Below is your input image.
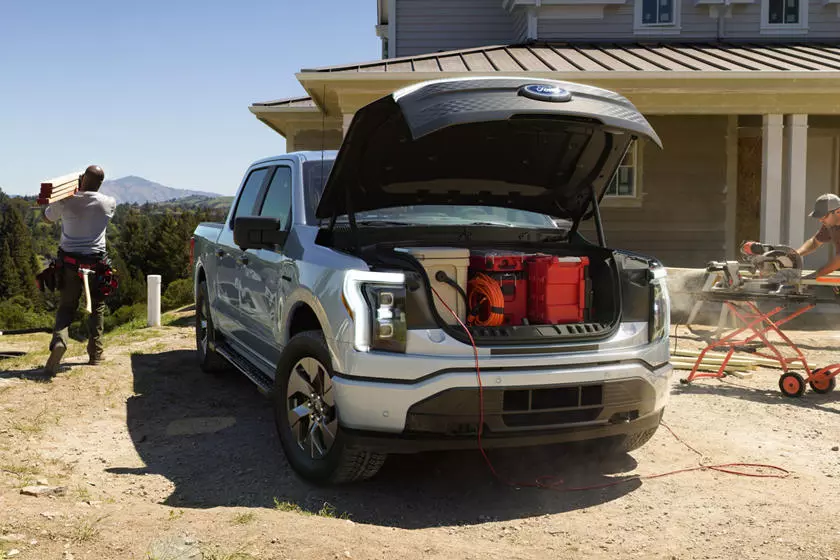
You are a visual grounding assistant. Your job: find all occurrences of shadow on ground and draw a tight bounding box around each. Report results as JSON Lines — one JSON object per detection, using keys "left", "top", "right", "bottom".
{"left": 109, "top": 350, "right": 644, "bottom": 529}
{"left": 672, "top": 378, "right": 839, "bottom": 414}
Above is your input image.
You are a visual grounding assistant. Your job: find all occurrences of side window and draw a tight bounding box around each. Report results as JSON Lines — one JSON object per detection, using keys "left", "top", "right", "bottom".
{"left": 230, "top": 167, "right": 270, "bottom": 227}
{"left": 258, "top": 166, "right": 293, "bottom": 228}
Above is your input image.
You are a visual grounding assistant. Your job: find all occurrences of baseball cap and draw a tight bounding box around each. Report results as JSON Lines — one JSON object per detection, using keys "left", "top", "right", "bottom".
{"left": 809, "top": 193, "right": 840, "bottom": 218}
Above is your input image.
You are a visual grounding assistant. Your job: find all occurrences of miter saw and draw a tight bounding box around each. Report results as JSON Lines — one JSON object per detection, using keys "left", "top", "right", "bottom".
{"left": 704, "top": 241, "right": 805, "bottom": 297}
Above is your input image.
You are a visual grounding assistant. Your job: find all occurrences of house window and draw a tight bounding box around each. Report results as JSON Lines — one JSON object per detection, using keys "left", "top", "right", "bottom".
{"left": 761, "top": 0, "right": 808, "bottom": 32}
{"left": 605, "top": 143, "right": 638, "bottom": 198}
{"left": 634, "top": 0, "right": 681, "bottom": 34}
{"left": 642, "top": 0, "right": 674, "bottom": 24}
{"left": 768, "top": 0, "right": 799, "bottom": 23}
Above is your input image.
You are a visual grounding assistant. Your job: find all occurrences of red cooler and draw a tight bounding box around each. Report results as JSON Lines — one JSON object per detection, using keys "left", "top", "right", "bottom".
{"left": 469, "top": 252, "right": 529, "bottom": 326}
{"left": 526, "top": 256, "right": 590, "bottom": 324}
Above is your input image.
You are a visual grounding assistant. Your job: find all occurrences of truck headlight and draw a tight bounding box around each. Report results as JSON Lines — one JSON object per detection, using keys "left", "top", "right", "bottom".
{"left": 649, "top": 266, "right": 670, "bottom": 343}
{"left": 343, "top": 270, "right": 407, "bottom": 353}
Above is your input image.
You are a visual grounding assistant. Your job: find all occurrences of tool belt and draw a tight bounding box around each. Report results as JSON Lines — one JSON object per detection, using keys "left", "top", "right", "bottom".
{"left": 37, "top": 249, "right": 119, "bottom": 297}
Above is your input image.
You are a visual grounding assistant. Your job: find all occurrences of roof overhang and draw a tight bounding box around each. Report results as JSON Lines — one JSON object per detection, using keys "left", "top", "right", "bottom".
{"left": 250, "top": 42, "right": 840, "bottom": 139}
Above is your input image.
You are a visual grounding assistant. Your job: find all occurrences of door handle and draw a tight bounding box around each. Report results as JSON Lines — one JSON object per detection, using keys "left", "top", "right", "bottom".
{"left": 215, "top": 249, "right": 225, "bottom": 258}
{"left": 237, "top": 255, "right": 249, "bottom": 265}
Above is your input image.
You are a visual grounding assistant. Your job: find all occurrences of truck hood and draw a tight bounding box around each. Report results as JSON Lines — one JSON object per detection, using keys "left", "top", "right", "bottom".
{"left": 315, "top": 77, "right": 662, "bottom": 223}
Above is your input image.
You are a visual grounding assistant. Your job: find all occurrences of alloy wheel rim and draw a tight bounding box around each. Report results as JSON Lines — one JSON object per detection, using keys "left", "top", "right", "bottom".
{"left": 286, "top": 357, "right": 337, "bottom": 459}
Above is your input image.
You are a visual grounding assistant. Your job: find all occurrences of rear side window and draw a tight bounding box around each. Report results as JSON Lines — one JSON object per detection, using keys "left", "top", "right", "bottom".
{"left": 259, "top": 166, "right": 293, "bottom": 228}
{"left": 230, "top": 167, "right": 269, "bottom": 227}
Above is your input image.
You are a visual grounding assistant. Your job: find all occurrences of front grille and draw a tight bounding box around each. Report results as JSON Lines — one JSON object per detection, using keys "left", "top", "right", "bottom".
{"left": 404, "top": 378, "right": 651, "bottom": 434}
{"left": 501, "top": 385, "right": 603, "bottom": 428}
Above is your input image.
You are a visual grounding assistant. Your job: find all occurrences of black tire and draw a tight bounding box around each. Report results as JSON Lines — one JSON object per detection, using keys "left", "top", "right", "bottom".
{"left": 596, "top": 425, "right": 660, "bottom": 456}
{"left": 195, "top": 280, "right": 229, "bottom": 373}
{"left": 779, "top": 372, "right": 806, "bottom": 398}
{"left": 809, "top": 369, "right": 836, "bottom": 395}
{"left": 274, "top": 330, "right": 386, "bottom": 485}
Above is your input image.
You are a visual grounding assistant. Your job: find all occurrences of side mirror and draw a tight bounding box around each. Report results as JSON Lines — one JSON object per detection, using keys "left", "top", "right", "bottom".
{"left": 234, "top": 216, "right": 288, "bottom": 250}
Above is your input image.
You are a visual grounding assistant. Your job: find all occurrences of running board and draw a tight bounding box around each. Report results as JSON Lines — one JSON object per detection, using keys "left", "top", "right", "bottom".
{"left": 214, "top": 342, "right": 274, "bottom": 395}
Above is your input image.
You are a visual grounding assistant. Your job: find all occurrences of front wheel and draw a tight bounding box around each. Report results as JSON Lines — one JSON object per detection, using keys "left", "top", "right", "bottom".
{"left": 274, "top": 331, "right": 386, "bottom": 485}
{"left": 195, "top": 280, "right": 229, "bottom": 373}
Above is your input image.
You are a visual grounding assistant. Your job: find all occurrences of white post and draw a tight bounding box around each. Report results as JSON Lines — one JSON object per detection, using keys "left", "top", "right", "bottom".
{"left": 760, "top": 114, "right": 784, "bottom": 245}
{"left": 784, "top": 114, "right": 808, "bottom": 248}
{"left": 147, "top": 275, "right": 162, "bottom": 327}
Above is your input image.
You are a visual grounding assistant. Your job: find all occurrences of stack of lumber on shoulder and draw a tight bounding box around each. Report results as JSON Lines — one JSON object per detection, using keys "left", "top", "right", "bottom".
{"left": 671, "top": 349, "right": 781, "bottom": 379}
{"left": 37, "top": 171, "right": 82, "bottom": 205}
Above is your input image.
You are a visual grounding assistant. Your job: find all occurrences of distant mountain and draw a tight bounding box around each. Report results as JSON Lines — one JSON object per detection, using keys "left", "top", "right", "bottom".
{"left": 100, "top": 176, "right": 223, "bottom": 205}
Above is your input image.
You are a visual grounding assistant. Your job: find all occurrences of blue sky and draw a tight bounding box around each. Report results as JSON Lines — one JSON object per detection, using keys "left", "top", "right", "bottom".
{"left": 0, "top": 1, "right": 380, "bottom": 196}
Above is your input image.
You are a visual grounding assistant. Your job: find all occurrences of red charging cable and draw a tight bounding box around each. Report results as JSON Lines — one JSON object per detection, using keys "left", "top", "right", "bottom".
{"left": 429, "top": 286, "right": 791, "bottom": 491}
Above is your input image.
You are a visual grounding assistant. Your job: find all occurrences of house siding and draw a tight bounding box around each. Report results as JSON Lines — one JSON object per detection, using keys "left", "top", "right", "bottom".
{"left": 536, "top": 0, "right": 719, "bottom": 40}
{"left": 726, "top": 0, "right": 840, "bottom": 39}
{"left": 392, "top": 0, "right": 837, "bottom": 54}
{"left": 579, "top": 116, "right": 728, "bottom": 268}
{"left": 395, "top": 0, "right": 516, "bottom": 57}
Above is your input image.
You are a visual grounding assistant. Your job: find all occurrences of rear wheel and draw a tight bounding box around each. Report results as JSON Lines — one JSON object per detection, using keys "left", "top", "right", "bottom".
{"left": 809, "top": 369, "right": 836, "bottom": 395}
{"left": 274, "top": 331, "right": 386, "bottom": 485}
{"left": 195, "top": 280, "right": 229, "bottom": 373}
{"left": 779, "top": 372, "right": 806, "bottom": 398}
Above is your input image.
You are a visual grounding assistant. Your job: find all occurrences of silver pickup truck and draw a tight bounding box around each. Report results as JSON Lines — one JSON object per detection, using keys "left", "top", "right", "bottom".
{"left": 191, "top": 77, "right": 672, "bottom": 485}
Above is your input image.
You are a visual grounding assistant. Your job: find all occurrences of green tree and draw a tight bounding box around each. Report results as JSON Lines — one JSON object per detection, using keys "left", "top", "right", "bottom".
{"left": 0, "top": 201, "right": 39, "bottom": 301}
{"left": 0, "top": 239, "right": 18, "bottom": 300}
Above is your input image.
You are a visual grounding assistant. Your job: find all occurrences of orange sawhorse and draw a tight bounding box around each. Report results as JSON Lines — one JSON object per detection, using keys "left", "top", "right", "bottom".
{"left": 679, "top": 297, "right": 838, "bottom": 397}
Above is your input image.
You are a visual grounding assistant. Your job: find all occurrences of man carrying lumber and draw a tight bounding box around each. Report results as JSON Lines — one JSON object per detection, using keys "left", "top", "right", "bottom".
{"left": 797, "top": 193, "right": 840, "bottom": 279}
{"left": 42, "top": 165, "right": 117, "bottom": 376}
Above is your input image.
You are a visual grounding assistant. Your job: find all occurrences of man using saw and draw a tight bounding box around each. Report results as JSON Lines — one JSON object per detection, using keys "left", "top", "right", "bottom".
{"left": 42, "top": 165, "right": 117, "bottom": 376}
{"left": 797, "top": 193, "right": 840, "bottom": 279}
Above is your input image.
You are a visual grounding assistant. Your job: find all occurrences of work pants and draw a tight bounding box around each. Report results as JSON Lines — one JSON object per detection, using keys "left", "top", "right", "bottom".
{"left": 51, "top": 265, "right": 105, "bottom": 358}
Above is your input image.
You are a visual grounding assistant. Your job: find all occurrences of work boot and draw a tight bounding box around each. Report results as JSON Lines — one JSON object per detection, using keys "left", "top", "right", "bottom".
{"left": 43, "top": 341, "right": 67, "bottom": 377}
{"left": 88, "top": 351, "right": 104, "bottom": 365}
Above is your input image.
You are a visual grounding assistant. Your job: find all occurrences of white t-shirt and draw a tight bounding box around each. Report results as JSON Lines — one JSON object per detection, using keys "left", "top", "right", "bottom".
{"left": 45, "top": 191, "right": 117, "bottom": 255}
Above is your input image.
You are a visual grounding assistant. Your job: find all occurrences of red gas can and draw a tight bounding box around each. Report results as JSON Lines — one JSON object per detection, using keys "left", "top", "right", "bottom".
{"left": 469, "top": 253, "right": 529, "bottom": 326}
{"left": 526, "top": 256, "right": 590, "bottom": 324}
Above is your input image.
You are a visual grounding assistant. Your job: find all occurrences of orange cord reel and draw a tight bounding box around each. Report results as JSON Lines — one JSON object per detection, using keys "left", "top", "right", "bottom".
{"left": 466, "top": 273, "right": 506, "bottom": 327}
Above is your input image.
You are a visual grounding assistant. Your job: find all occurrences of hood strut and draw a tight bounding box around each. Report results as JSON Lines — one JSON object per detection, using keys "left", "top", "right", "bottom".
{"left": 569, "top": 183, "right": 606, "bottom": 248}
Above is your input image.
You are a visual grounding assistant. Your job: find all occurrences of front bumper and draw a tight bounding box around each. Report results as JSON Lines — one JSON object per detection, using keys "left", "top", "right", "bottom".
{"left": 343, "top": 408, "right": 664, "bottom": 454}
{"left": 331, "top": 359, "right": 672, "bottom": 442}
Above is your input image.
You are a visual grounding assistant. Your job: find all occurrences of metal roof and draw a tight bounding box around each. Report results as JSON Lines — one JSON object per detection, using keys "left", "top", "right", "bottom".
{"left": 302, "top": 42, "right": 840, "bottom": 73}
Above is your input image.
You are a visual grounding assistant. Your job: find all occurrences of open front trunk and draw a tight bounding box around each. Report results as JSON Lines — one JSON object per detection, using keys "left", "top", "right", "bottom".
{"left": 312, "top": 77, "right": 664, "bottom": 349}
{"left": 360, "top": 239, "right": 622, "bottom": 346}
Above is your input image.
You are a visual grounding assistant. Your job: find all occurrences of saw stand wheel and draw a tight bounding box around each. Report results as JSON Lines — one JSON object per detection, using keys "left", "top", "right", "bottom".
{"left": 779, "top": 372, "right": 807, "bottom": 398}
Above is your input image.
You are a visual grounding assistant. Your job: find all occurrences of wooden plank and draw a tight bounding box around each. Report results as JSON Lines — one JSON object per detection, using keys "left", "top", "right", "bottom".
{"left": 37, "top": 170, "right": 82, "bottom": 205}
{"left": 40, "top": 171, "right": 81, "bottom": 190}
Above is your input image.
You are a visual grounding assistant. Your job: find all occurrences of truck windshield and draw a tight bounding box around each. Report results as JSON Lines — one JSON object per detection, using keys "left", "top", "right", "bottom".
{"left": 302, "top": 159, "right": 566, "bottom": 230}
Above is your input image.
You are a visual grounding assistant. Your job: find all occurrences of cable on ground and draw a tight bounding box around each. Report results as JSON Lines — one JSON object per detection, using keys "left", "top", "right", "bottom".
{"left": 429, "top": 286, "right": 791, "bottom": 492}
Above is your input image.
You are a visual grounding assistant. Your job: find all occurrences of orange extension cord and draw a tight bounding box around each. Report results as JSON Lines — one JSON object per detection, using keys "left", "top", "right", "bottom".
{"left": 467, "top": 273, "right": 506, "bottom": 327}
{"left": 430, "top": 285, "right": 791, "bottom": 491}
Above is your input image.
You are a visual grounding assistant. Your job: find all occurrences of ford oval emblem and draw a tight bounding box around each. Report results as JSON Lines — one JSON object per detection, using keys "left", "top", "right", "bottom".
{"left": 519, "top": 84, "right": 572, "bottom": 103}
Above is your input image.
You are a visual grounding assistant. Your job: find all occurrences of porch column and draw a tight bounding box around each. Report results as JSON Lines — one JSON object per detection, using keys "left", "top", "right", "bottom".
{"left": 784, "top": 114, "right": 808, "bottom": 248}
{"left": 760, "top": 114, "right": 784, "bottom": 245}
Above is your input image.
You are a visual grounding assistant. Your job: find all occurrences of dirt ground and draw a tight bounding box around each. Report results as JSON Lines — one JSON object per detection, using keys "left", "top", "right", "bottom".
{"left": 1, "top": 308, "right": 839, "bottom": 560}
